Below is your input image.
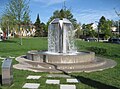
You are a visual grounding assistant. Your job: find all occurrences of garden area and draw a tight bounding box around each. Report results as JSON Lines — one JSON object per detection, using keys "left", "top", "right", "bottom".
{"left": 0, "top": 37, "right": 120, "bottom": 89}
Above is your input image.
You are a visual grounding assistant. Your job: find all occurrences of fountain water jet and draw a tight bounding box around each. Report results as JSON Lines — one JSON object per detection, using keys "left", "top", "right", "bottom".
{"left": 13, "top": 18, "right": 117, "bottom": 73}
{"left": 48, "top": 18, "right": 76, "bottom": 54}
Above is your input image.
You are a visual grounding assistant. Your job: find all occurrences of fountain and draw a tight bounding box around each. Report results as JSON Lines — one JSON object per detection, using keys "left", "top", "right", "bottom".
{"left": 48, "top": 18, "right": 76, "bottom": 54}
{"left": 14, "top": 18, "right": 116, "bottom": 73}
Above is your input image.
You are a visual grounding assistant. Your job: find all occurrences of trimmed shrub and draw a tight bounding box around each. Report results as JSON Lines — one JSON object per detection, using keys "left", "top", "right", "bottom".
{"left": 87, "top": 46, "right": 107, "bottom": 55}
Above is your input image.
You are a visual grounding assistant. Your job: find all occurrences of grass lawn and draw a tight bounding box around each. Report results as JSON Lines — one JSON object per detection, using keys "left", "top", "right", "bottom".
{"left": 0, "top": 37, "right": 120, "bottom": 89}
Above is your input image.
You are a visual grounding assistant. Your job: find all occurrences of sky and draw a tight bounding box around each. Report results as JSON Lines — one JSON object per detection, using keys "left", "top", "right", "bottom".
{"left": 0, "top": 0, "right": 120, "bottom": 24}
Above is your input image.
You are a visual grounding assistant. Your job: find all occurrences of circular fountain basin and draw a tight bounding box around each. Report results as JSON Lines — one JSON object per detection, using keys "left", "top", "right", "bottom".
{"left": 14, "top": 54, "right": 117, "bottom": 73}
{"left": 27, "top": 50, "right": 95, "bottom": 63}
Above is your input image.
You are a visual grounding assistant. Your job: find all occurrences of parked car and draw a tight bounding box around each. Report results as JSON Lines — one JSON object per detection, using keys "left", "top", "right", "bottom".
{"left": 108, "top": 38, "right": 120, "bottom": 44}
{"left": 84, "top": 38, "right": 97, "bottom": 42}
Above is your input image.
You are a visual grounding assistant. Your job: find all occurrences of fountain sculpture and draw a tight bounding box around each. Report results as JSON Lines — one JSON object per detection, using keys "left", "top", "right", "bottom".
{"left": 48, "top": 18, "right": 76, "bottom": 54}
{"left": 14, "top": 18, "right": 116, "bottom": 73}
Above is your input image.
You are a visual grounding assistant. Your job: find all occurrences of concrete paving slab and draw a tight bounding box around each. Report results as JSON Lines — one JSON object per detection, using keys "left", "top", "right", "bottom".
{"left": 47, "top": 74, "right": 71, "bottom": 78}
{"left": 0, "top": 57, "right": 5, "bottom": 60}
{"left": 46, "top": 79, "right": 60, "bottom": 84}
{"left": 27, "top": 75, "right": 41, "bottom": 79}
{"left": 60, "top": 84, "right": 76, "bottom": 89}
{"left": 67, "top": 79, "right": 79, "bottom": 83}
{"left": 9, "top": 56, "right": 15, "bottom": 59}
{"left": 22, "top": 83, "right": 40, "bottom": 89}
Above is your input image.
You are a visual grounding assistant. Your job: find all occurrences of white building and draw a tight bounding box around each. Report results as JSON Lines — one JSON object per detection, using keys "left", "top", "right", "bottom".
{"left": 111, "top": 26, "right": 119, "bottom": 34}
{"left": 111, "top": 26, "right": 117, "bottom": 32}
{"left": 91, "top": 23, "right": 98, "bottom": 31}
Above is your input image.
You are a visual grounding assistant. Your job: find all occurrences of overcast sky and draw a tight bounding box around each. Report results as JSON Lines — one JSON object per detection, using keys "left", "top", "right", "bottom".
{"left": 0, "top": 0, "right": 120, "bottom": 24}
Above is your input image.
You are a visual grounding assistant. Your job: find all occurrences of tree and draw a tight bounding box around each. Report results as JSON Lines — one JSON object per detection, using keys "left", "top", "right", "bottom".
{"left": 98, "top": 16, "right": 106, "bottom": 33}
{"left": 0, "top": 15, "right": 8, "bottom": 32}
{"left": 104, "top": 20, "right": 112, "bottom": 39}
{"left": 82, "top": 23, "right": 97, "bottom": 38}
{"left": 75, "top": 23, "right": 82, "bottom": 38}
{"left": 98, "top": 16, "right": 112, "bottom": 39}
{"left": 34, "top": 14, "right": 41, "bottom": 25}
{"left": 1, "top": 13, "right": 19, "bottom": 38}
{"left": 34, "top": 14, "right": 47, "bottom": 37}
{"left": 41, "top": 22, "right": 47, "bottom": 37}
{"left": 34, "top": 14, "right": 41, "bottom": 37}
{"left": 4, "top": 0, "right": 30, "bottom": 45}
{"left": 48, "top": 8, "right": 77, "bottom": 29}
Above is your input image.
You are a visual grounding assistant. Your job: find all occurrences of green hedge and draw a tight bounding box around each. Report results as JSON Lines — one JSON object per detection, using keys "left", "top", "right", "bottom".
{"left": 87, "top": 46, "right": 107, "bottom": 55}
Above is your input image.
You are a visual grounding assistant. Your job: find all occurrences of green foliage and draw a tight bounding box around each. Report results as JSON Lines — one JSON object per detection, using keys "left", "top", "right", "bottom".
{"left": 48, "top": 9, "right": 77, "bottom": 29}
{"left": 0, "top": 15, "right": 8, "bottom": 31}
{"left": 82, "top": 23, "right": 97, "bottom": 38}
{"left": 76, "top": 40, "right": 120, "bottom": 58}
{"left": 98, "top": 16, "right": 113, "bottom": 39}
{"left": 34, "top": 14, "right": 41, "bottom": 26}
{"left": 0, "top": 0, "right": 30, "bottom": 45}
{"left": 4, "top": 0, "right": 30, "bottom": 29}
{"left": 75, "top": 29, "right": 82, "bottom": 38}
{"left": 75, "top": 23, "right": 82, "bottom": 38}
{"left": 34, "top": 14, "right": 47, "bottom": 37}
{"left": 99, "top": 16, "right": 106, "bottom": 27}
{"left": 87, "top": 46, "right": 107, "bottom": 55}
